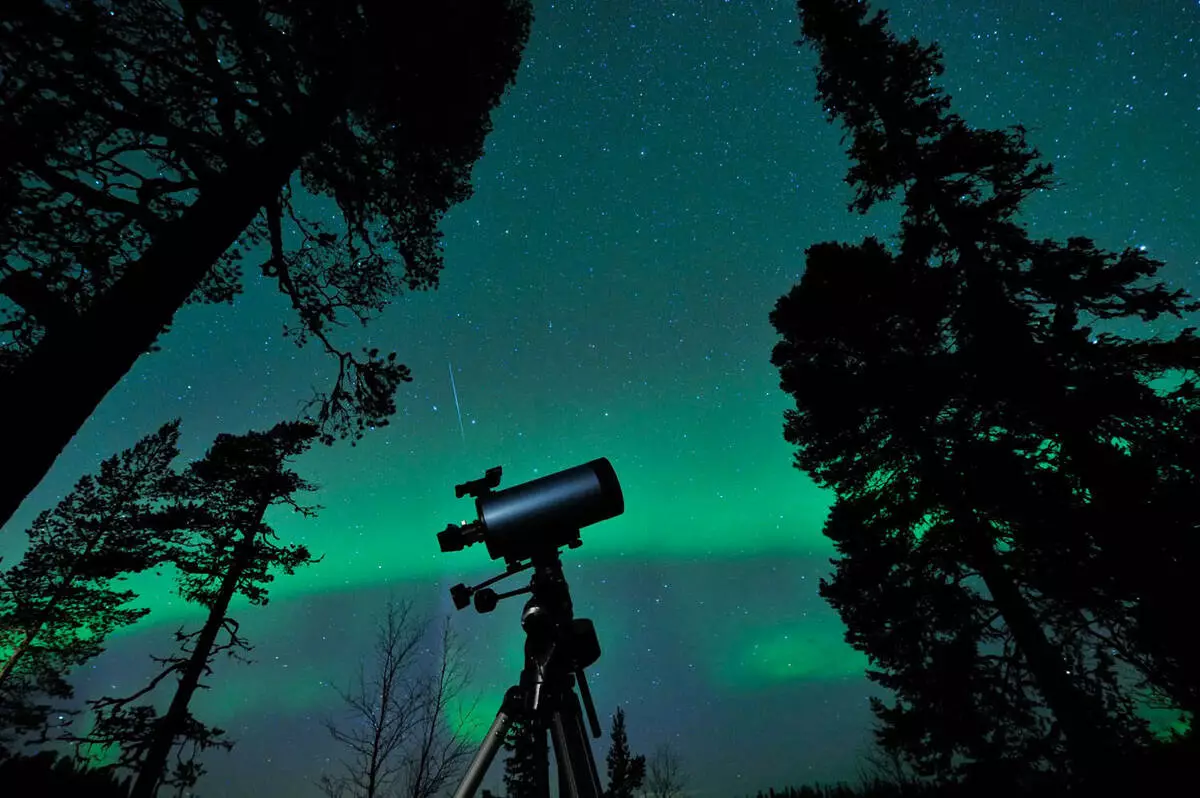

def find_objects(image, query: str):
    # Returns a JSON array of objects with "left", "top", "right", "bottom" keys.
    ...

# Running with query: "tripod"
[{"left": 450, "top": 551, "right": 604, "bottom": 798}]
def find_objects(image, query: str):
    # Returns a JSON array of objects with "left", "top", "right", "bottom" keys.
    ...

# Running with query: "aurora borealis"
[{"left": 2, "top": 1, "right": 1198, "bottom": 795}]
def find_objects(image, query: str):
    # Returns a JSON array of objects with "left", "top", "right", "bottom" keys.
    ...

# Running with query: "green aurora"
[{"left": 2, "top": 0, "right": 1197, "bottom": 794}]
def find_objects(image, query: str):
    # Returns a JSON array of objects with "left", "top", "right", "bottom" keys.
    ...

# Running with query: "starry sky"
[{"left": 2, "top": 1, "right": 1198, "bottom": 796}]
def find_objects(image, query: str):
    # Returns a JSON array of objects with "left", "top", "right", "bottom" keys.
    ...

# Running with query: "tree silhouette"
[
  {"left": 604, "top": 707, "right": 644, "bottom": 798},
  {"left": 69, "top": 421, "right": 321, "bottom": 797},
  {"left": 770, "top": 0, "right": 1200, "bottom": 787},
  {"left": 644, "top": 743, "right": 686, "bottom": 798},
  {"left": 502, "top": 717, "right": 548, "bottom": 798},
  {"left": 0, "top": 420, "right": 181, "bottom": 751},
  {"left": 320, "top": 601, "right": 476, "bottom": 798},
  {"left": 401, "top": 617, "right": 476, "bottom": 798},
  {"left": 0, "top": 0, "right": 534, "bottom": 530},
  {"left": 321, "top": 599, "right": 426, "bottom": 798},
  {"left": 0, "top": 750, "right": 132, "bottom": 798}
]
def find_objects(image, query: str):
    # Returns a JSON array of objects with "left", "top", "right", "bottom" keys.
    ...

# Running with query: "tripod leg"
[
  {"left": 573, "top": 685, "right": 602, "bottom": 793},
  {"left": 451, "top": 699, "right": 516, "bottom": 798},
  {"left": 549, "top": 689, "right": 603, "bottom": 798}
]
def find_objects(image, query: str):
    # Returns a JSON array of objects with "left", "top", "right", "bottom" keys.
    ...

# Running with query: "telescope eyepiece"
[
  {"left": 437, "top": 524, "right": 465, "bottom": 552},
  {"left": 437, "top": 521, "right": 486, "bottom": 553}
]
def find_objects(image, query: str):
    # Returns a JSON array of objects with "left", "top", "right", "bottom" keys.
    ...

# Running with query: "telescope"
[
  {"left": 437, "top": 458, "right": 624, "bottom": 798},
  {"left": 437, "top": 458, "right": 623, "bottom": 566}
]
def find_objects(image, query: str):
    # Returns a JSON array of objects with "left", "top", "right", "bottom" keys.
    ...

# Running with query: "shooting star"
[{"left": 448, "top": 361, "right": 466, "bottom": 442}]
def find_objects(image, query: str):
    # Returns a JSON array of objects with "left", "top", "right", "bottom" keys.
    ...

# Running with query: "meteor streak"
[{"left": 448, "top": 361, "right": 466, "bottom": 442}]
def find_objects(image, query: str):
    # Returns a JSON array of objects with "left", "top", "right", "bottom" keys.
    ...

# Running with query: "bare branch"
[
  {"left": 645, "top": 743, "right": 687, "bottom": 798},
  {"left": 403, "top": 617, "right": 474, "bottom": 798},
  {"left": 322, "top": 602, "right": 477, "bottom": 798},
  {"left": 321, "top": 598, "right": 428, "bottom": 798}
]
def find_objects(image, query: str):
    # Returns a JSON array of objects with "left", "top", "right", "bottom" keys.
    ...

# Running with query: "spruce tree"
[
  {"left": 604, "top": 708, "right": 645, "bottom": 798},
  {"left": 770, "top": 0, "right": 1199, "bottom": 786},
  {"left": 502, "top": 718, "right": 548, "bottom": 798},
  {"left": 0, "top": 421, "right": 181, "bottom": 749}
]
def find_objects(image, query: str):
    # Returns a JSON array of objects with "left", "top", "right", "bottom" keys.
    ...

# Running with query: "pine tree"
[
  {"left": 0, "top": 421, "right": 181, "bottom": 749},
  {"left": 770, "top": 0, "right": 1200, "bottom": 786},
  {"left": 0, "top": 0, "right": 533, "bottom": 530},
  {"left": 69, "top": 421, "right": 321, "bottom": 797},
  {"left": 604, "top": 708, "right": 645, "bottom": 798}
]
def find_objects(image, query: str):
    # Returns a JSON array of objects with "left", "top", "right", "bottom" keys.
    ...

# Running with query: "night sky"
[{"left": 2, "top": 1, "right": 1198, "bottom": 796}]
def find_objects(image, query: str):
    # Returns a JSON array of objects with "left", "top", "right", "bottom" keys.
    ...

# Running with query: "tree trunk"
[
  {"left": 0, "top": 632, "right": 35, "bottom": 692},
  {"left": 129, "top": 500, "right": 267, "bottom": 798},
  {"left": 900, "top": 390, "right": 1121, "bottom": 774},
  {"left": 0, "top": 89, "right": 342, "bottom": 533},
  {"left": 963, "top": 529, "right": 1120, "bottom": 767},
  {"left": 366, "top": 674, "right": 389, "bottom": 798}
]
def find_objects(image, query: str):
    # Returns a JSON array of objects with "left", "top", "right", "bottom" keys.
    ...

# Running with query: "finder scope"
[{"left": 437, "top": 458, "right": 623, "bottom": 564}]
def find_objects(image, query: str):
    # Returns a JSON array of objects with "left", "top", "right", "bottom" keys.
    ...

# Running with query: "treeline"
[
  {"left": 750, "top": 784, "right": 932, "bottom": 798},
  {"left": 746, "top": 728, "right": 1199, "bottom": 798}
]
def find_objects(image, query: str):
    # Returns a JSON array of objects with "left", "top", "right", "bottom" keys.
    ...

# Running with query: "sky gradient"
[{"left": 2, "top": 1, "right": 1198, "bottom": 796}]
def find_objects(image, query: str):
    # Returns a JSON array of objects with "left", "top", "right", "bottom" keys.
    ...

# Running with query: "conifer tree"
[
  {"left": 502, "top": 718, "right": 548, "bottom": 798},
  {"left": 70, "top": 421, "right": 321, "bottom": 797},
  {"left": 0, "top": 0, "right": 533, "bottom": 530},
  {"left": 770, "top": 0, "right": 1200, "bottom": 786},
  {"left": 604, "top": 708, "right": 645, "bottom": 798},
  {"left": 0, "top": 421, "right": 181, "bottom": 749}
]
